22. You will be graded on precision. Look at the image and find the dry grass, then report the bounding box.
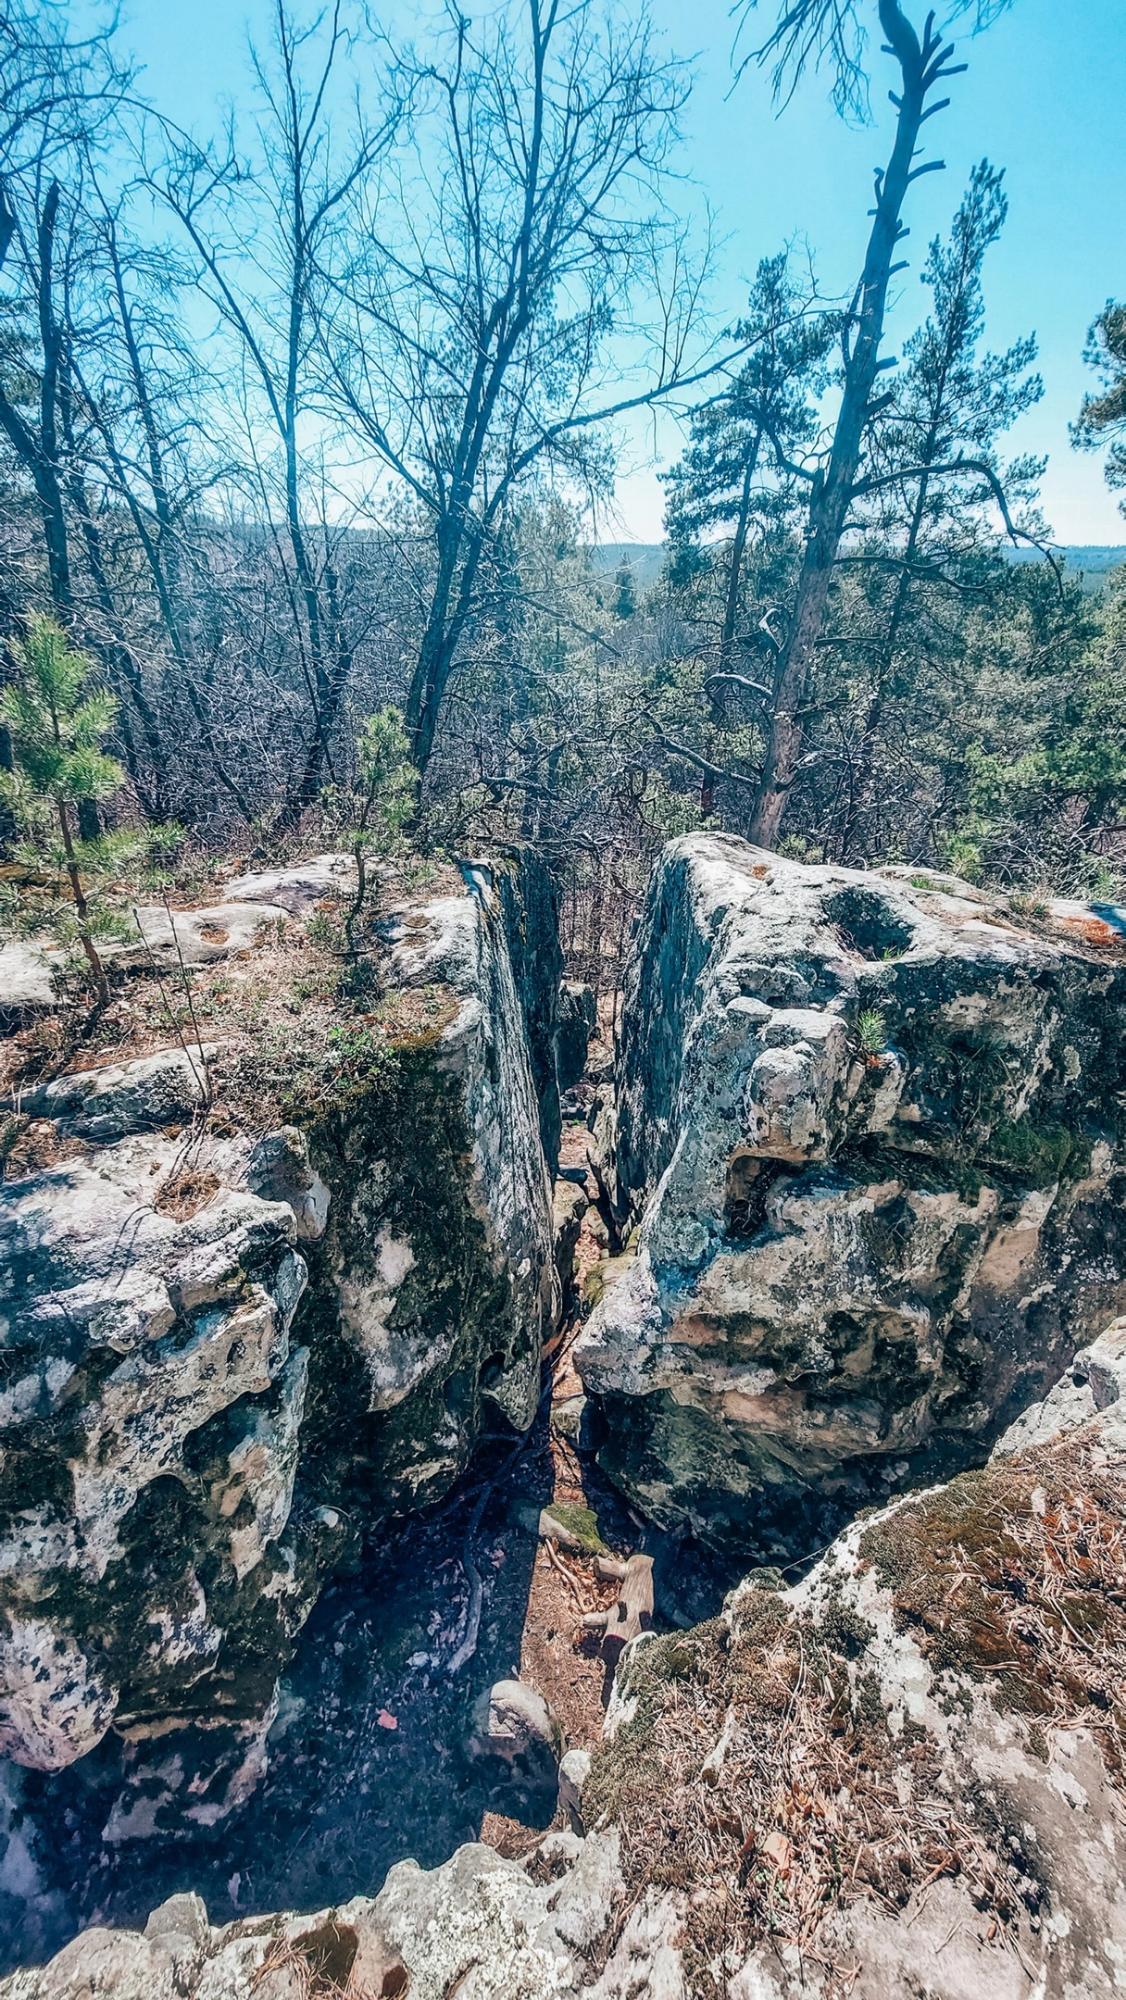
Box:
[2,876,462,1157]
[254,1918,408,1997]
[868,1432,1126,1773]
[153,1164,222,1218]
[585,1428,1126,1994]
[1,848,465,1102]
[0,1112,85,1178]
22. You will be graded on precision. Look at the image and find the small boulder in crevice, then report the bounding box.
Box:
[468,1677,562,1822]
[556,980,597,1095]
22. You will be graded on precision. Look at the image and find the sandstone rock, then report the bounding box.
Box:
[0,1928,180,1999]
[0,943,57,1015]
[558,1746,592,1830]
[125,901,293,969]
[14,1045,218,1140]
[495,857,565,1176]
[0,1089,317,1773]
[222,854,354,914]
[590,1321,1126,1999]
[556,980,597,1093]
[553,1177,589,1302]
[577,833,1126,1549]
[469,1677,563,1787]
[0,1837,624,2000]
[329,853,559,1488]
[994,1315,1126,1457]
[0,853,560,1832]
[550,1392,591,1448]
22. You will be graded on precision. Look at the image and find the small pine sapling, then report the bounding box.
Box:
[0,616,156,1011]
[855,1008,888,1058]
[337,707,417,973]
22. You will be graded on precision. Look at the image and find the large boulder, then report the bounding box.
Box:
[576,833,1126,1550]
[0,853,559,1827]
[556,980,598,1094]
[585,1315,1126,2000]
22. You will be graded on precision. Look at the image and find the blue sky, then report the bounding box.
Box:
[112,0,1126,543]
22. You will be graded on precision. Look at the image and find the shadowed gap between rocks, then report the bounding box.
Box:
[2,1325,744,1972]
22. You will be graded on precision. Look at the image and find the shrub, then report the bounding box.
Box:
[855,1007,887,1057]
[0,616,171,1010]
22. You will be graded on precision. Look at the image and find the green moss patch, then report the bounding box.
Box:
[541,1500,612,1556]
[982,1117,1080,1187]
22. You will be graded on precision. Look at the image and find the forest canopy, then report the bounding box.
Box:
[1,0,1123,986]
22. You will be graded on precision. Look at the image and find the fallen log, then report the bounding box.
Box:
[600,1553,654,1666]
[594,1554,628,1584]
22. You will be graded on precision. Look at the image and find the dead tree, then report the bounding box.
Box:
[748,2,970,846]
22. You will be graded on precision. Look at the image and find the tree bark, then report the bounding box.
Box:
[749,2,958,848]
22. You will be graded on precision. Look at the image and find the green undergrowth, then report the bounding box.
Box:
[218,981,459,1135]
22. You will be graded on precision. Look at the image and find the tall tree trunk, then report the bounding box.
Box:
[837,473,930,860]
[721,449,759,659]
[405,515,488,777]
[749,2,957,847]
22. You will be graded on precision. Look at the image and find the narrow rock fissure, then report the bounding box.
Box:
[2,1016,743,1970]
[7,839,1126,1997]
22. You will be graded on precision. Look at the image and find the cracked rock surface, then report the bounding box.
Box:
[576,833,1126,1549]
[0,853,560,1836]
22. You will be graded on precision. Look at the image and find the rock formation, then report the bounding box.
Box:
[556,980,598,1094]
[9,1320,1125,1999]
[0,854,560,1826]
[577,834,1126,1550]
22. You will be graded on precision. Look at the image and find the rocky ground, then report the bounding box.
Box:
[4,838,1126,1997]
[7,1319,1125,1998]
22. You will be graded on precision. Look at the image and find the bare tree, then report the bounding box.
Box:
[739,0,1015,846]
[150,0,400,826]
[326,0,717,779]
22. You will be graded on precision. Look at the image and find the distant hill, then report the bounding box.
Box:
[1005,545,1126,593]
[587,542,666,588]
[590,541,1126,596]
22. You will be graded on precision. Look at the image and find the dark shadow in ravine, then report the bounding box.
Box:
[4,1389,751,1973]
[6,1418,553,1969]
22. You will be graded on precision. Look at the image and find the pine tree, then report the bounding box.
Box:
[1074,302,1126,514]
[834,160,1043,858]
[612,562,638,621]
[338,707,417,966]
[0,616,146,1009]
[663,253,831,665]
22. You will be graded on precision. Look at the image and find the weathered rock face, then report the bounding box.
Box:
[577,833,1126,1549]
[0,854,559,1823]
[585,1316,1126,2000]
[12,1321,1126,1999]
[556,980,597,1094]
